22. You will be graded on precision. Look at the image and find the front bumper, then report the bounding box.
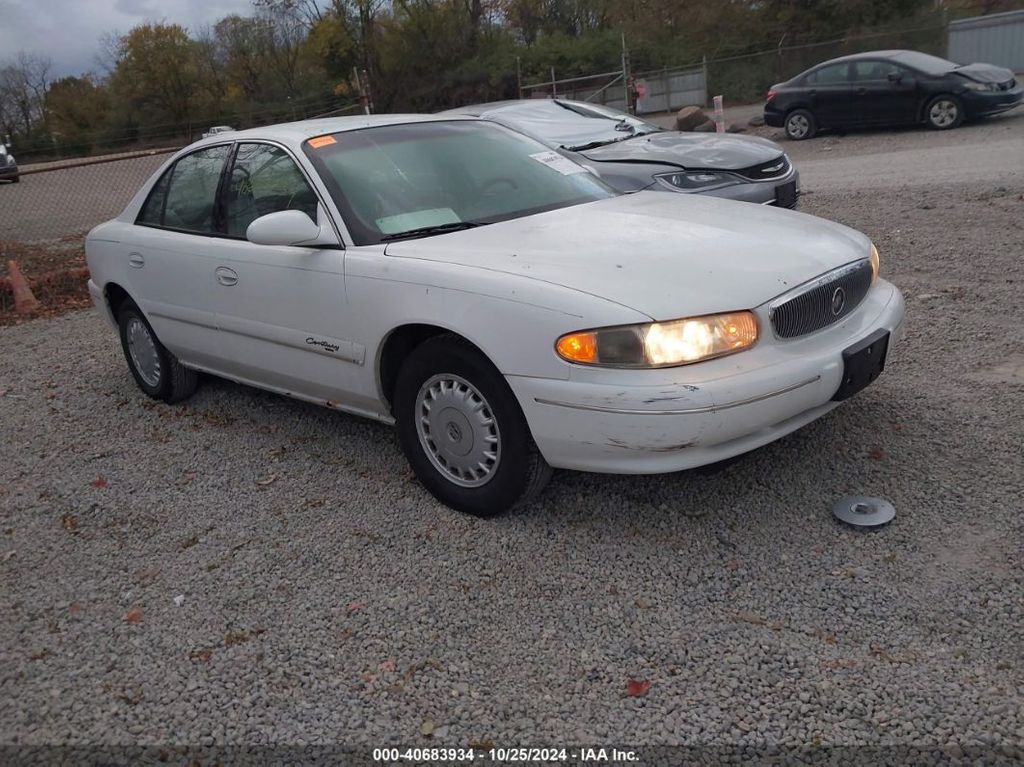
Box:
[962,86,1023,118]
[0,164,18,180]
[508,280,905,474]
[696,168,800,208]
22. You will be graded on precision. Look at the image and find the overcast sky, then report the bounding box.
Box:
[0,0,255,77]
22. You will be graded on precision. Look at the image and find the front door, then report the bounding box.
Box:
[206,142,362,405]
[850,60,918,126]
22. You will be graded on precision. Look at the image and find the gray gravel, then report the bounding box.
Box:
[1,120,1023,755]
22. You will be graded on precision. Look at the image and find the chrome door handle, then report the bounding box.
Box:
[128,252,145,268]
[215,266,238,286]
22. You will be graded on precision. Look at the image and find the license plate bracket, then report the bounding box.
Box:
[832,329,890,401]
[775,180,798,208]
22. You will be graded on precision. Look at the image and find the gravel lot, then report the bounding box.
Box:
[1,117,1023,758]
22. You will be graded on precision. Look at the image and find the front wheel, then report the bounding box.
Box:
[925,95,963,130]
[394,335,551,517]
[117,300,198,404]
[785,109,817,140]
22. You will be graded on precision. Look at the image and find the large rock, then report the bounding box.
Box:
[726,121,747,134]
[693,120,716,132]
[675,105,708,131]
[748,114,766,127]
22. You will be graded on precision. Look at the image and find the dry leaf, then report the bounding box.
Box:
[626,679,651,697]
[69,602,82,616]
[90,476,108,488]
[420,719,435,736]
[190,648,212,663]
[124,607,143,624]
[182,472,196,483]
[224,630,251,646]
[255,475,278,487]
[61,513,78,531]
[346,600,365,614]
[867,447,885,461]
[379,659,396,673]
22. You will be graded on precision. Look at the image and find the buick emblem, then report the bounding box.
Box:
[831,287,846,316]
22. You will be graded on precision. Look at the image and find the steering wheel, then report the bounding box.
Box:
[479,177,518,196]
[461,177,519,219]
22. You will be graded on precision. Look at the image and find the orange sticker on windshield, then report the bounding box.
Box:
[308,135,337,148]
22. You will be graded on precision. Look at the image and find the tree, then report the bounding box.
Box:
[109,24,202,135]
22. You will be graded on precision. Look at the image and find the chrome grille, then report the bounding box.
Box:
[770,260,873,339]
[733,155,791,181]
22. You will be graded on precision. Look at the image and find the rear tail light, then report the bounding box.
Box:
[766,89,777,103]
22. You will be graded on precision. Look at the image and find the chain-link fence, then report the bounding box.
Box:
[0,101,366,321]
[702,20,948,105]
[0,149,179,319]
[0,13,959,321]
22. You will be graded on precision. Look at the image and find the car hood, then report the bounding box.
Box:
[579,131,784,171]
[953,63,1015,84]
[384,192,871,321]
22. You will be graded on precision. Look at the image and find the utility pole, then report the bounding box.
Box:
[362,68,375,114]
[551,66,557,98]
[516,56,522,99]
[621,32,630,113]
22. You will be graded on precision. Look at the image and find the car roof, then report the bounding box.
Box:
[810,49,932,68]
[189,113,474,149]
[442,100,532,115]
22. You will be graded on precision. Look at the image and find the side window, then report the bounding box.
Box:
[224,143,319,238]
[806,63,849,85]
[852,60,899,82]
[161,145,231,234]
[137,169,171,226]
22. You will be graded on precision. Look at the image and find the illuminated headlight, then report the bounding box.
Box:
[655,170,739,192]
[869,243,880,282]
[964,81,998,92]
[555,311,758,368]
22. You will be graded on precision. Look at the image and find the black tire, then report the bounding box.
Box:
[784,109,817,141]
[924,94,963,130]
[394,334,552,517]
[117,299,198,404]
[11,175,19,183]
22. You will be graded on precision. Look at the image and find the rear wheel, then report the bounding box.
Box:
[117,300,198,403]
[394,335,551,517]
[925,95,963,130]
[785,109,817,140]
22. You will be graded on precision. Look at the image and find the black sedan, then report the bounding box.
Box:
[765,49,1022,140]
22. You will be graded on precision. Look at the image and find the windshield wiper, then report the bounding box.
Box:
[380,221,489,242]
[565,135,636,151]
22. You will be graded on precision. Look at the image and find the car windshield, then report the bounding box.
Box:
[304,120,615,246]
[892,51,959,74]
[481,100,658,151]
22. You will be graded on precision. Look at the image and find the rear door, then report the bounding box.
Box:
[204,141,361,405]
[850,60,918,125]
[803,62,854,127]
[129,144,231,369]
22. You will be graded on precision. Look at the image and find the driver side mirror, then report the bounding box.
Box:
[246,206,340,248]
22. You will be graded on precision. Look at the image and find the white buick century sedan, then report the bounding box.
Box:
[86,115,905,516]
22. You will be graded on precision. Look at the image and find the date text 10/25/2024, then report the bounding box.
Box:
[373,747,639,762]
